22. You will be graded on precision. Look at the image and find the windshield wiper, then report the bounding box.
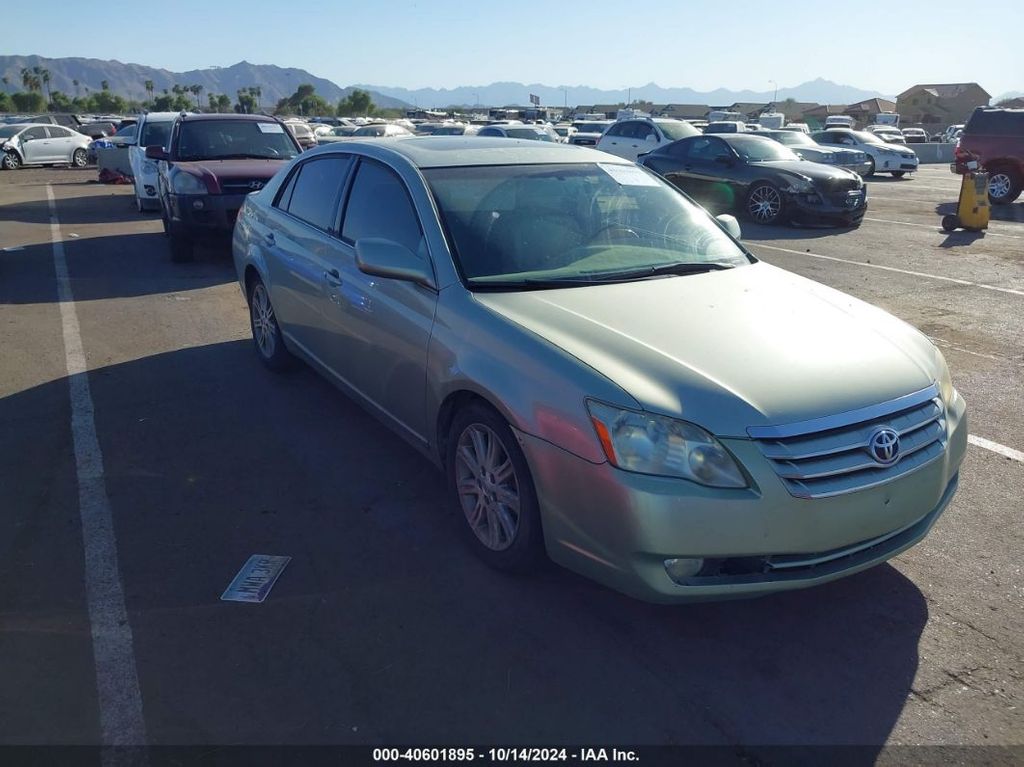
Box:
[584,262,735,281]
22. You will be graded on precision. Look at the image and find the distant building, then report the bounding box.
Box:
[995,97,1024,109]
[729,102,770,121]
[896,83,991,127]
[652,104,710,120]
[845,97,897,124]
[801,104,850,129]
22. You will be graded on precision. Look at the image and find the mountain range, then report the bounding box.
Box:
[355,78,895,109]
[0,55,409,109]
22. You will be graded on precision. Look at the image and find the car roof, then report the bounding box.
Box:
[311,136,632,168]
[141,112,184,121]
[179,113,279,123]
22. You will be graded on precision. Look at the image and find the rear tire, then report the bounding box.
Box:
[446,403,544,573]
[72,149,88,168]
[987,169,1023,205]
[247,278,294,371]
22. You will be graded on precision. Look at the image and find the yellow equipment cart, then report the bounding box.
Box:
[942,167,990,232]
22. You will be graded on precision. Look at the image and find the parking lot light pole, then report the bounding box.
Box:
[769,80,778,106]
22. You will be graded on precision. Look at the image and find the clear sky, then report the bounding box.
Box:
[6,0,1022,97]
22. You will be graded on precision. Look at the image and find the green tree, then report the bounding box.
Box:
[190,84,203,108]
[216,94,232,113]
[20,68,40,92]
[253,86,262,111]
[40,68,51,105]
[72,79,80,97]
[0,92,10,112]
[236,87,258,114]
[144,79,155,100]
[49,91,73,112]
[12,91,47,112]
[101,79,110,91]
[337,88,375,117]
[1,76,8,92]
[92,90,127,113]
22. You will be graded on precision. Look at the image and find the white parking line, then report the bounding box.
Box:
[748,242,1024,297]
[862,216,1023,239]
[968,435,1024,463]
[47,185,149,754]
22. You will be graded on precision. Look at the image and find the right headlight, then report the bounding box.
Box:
[170,171,207,195]
[934,348,955,407]
[586,400,747,488]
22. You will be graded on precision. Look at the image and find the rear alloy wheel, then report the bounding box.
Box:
[2,151,21,170]
[746,182,784,224]
[447,404,543,572]
[248,279,293,371]
[72,149,88,168]
[988,170,1023,205]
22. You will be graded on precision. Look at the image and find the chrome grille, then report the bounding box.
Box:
[748,385,946,499]
[221,179,269,194]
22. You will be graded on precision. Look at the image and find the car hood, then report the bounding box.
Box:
[173,159,291,193]
[753,159,858,183]
[472,262,937,437]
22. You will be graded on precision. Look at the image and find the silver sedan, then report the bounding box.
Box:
[232,138,966,603]
[1,122,92,170]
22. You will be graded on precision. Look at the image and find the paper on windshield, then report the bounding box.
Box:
[256,123,285,134]
[599,163,660,187]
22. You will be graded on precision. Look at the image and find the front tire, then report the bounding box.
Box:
[745,182,785,225]
[447,404,544,572]
[865,157,875,177]
[72,149,88,168]
[988,169,1023,205]
[2,151,21,170]
[247,279,294,371]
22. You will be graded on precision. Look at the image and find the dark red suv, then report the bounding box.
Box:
[953,107,1024,205]
[147,114,301,262]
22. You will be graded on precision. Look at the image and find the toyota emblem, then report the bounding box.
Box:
[868,428,900,465]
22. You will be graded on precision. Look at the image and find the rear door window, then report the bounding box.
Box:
[279,156,354,233]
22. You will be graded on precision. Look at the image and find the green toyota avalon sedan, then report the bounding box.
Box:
[232,137,967,603]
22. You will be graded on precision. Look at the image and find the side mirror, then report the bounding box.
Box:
[716,214,742,240]
[355,238,435,289]
[145,145,169,160]
[645,134,658,143]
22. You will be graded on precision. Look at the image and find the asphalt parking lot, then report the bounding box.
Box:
[0,164,1021,760]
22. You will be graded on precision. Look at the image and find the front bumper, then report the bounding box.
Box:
[874,154,919,172]
[168,193,247,235]
[839,160,874,177]
[518,391,966,603]
[786,187,868,225]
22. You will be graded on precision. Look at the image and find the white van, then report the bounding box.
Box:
[824,115,855,129]
[759,112,785,129]
[129,112,182,212]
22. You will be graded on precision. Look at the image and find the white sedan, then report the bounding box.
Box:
[0,123,91,169]
[812,128,919,178]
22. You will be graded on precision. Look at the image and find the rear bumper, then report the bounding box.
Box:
[168,193,246,236]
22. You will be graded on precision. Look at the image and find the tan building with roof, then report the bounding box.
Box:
[896,83,991,127]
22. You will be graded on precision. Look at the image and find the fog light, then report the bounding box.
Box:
[192,199,205,210]
[664,557,704,584]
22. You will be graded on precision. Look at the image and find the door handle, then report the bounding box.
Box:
[263,232,275,246]
[324,268,342,287]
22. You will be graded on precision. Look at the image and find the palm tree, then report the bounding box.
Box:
[144,79,155,100]
[20,67,33,90]
[40,68,51,105]
[72,78,80,97]
[100,79,110,91]
[1,76,8,93]
[253,85,262,111]
[190,84,203,109]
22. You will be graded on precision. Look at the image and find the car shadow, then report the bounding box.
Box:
[0,232,235,304]
[935,201,1024,225]
[0,192,152,226]
[0,339,930,749]
[742,220,860,242]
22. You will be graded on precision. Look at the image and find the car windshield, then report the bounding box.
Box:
[657,121,699,140]
[850,130,885,145]
[116,124,137,137]
[768,131,812,147]
[139,121,171,148]
[505,128,553,141]
[730,138,800,162]
[0,125,23,138]
[424,163,751,289]
[176,120,299,160]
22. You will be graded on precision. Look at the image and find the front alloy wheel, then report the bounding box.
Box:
[746,183,784,224]
[2,151,21,170]
[447,404,543,571]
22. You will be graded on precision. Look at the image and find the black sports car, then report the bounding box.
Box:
[638,134,867,227]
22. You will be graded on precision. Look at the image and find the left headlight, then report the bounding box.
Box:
[935,348,955,406]
[587,400,748,488]
[170,171,207,195]
[784,176,815,194]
